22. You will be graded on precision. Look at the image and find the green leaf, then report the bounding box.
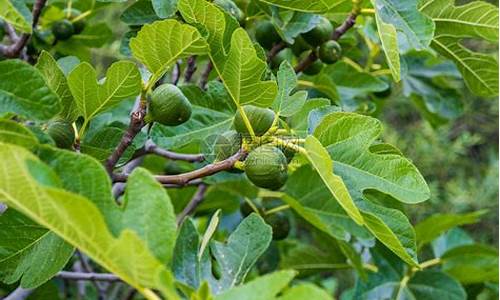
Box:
[270,10,321,44]
[431,228,474,257]
[374,0,434,52]
[373,10,401,81]
[69,23,113,47]
[38,147,177,264]
[120,0,160,25]
[152,82,235,151]
[173,214,272,293]
[304,135,365,225]
[0,0,31,33]
[67,61,142,127]
[404,270,466,300]
[415,211,485,249]
[277,283,332,300]
[0,119,38,149]
[402,52,464,126]
[0,60,61,120]
[283,165,369,241]
[210,213,272,293]
[130,19,208,88]
[0,143,178,299]
[273,61,307,117]
[419,0,499,97]
[35,51,78,122]
[178,0,278,107]
[215,270,297,300]
[279,238,349,273]
[0,209,74,288]
[81,126,136,163]
[441,244,499,284]
[288,98,330,133]
[122,168,177,263]
[258,0,348,13]
[314,112,429,265]
[152,0,178,18]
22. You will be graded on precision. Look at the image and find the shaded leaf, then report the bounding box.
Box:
[0,0,31,33]
[258,0,349,13]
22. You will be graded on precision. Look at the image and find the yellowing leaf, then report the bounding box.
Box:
[0,143,178,300]
[0,0,31,33]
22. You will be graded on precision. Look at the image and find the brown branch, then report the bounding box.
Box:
[57,271,121,282]
[105,95,146,174]
[293,13,358,74]
[113,150,245,185]
[0,0,47,58]
[267,42,287,61]
[199,61,213,89]
[294,51,317,73]
[132,139,205,162]
[176,183,208,225]
[3,287,34,300]
[184,56,197,83]
[4,23,19,42]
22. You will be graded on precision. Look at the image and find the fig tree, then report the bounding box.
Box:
[264,212,290,240]
[52,20,75,41]
[47,120,75,149]
[213,130,241,161]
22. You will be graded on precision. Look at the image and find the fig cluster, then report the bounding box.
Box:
[255,17,343,75]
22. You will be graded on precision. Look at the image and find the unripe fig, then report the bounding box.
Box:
[233,105,275,136]
[244,145,288,190]
[318,40,342,64]
[146,84,192,126]
[301,17,333,47]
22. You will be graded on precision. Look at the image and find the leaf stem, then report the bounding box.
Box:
[271,136,307,155]
[237,105,257,139]
[417,257,441,270]
[265,204,290,215]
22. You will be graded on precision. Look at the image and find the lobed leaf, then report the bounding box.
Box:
[0,60,61,120]
[0,143,177,299]
[130,19,208,88]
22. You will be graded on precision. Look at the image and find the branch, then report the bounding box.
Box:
[176,183,208,225]
[293,12,358,74]
[199,61,213,89]
[184,56,197,83]
[0,0,47,58]
[113,150,245,185]
[3,287,34,300]
[57,271,121,282]
[132,140,205,162]
[267,42,287,61]
[105,95,146,174]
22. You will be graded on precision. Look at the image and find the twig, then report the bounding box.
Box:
[113,150,245,185]
[105,95,146,174]
[163,179,203,188]
[267,42,286,61]
[332,13,357,40]
[177,184,208,225]
[57,271,121,282]
[294,51,317,73]
[4,23,19,42]
[3,287,34,300]
[0,0,47,58]
[75,251,107,300]
[184,56,197,83]
[199,61,213,89]
[131,139,205,162]
[293,12,358,74]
